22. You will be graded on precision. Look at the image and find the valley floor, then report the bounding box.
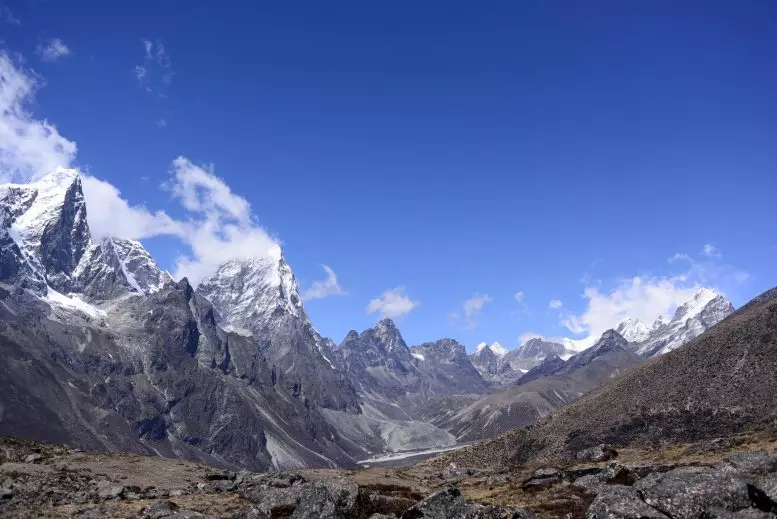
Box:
[2,431,777,518]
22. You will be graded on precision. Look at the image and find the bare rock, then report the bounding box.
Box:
[141,501,180,518]
[400,487,535,518]
[24,453,42,464]
[576,445,618,463]
[572,464,638,495]
[586,485,668,518]
[635,467,751,518]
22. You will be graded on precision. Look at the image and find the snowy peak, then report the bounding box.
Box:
[474,341,507,357]
[633,288,734,357]
[671,288,720,322]
[651,314,669,331]
[100,238,172,294]
[196,247,305,335]
[1,168,90,292]
[615,318,651,342]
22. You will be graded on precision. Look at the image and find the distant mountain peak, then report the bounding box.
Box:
[615,317,651,342]
[475,341,508,357]
[633,288,734,357]
[196,249,304,334]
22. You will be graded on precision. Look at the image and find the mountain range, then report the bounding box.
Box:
[0,169,738,471]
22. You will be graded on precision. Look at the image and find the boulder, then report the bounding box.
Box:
[572,464,638,495]
[635,467,751,518]
[141,501,179,518]
[24,453,42,464]
[586,485,667,518]
[576,445,618,463]
[522,467,563,490]
[400,487,535,518]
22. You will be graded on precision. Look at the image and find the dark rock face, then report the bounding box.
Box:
[335,324,487,421]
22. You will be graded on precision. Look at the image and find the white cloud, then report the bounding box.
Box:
[166,157,279,285]
[701,243,721,258]
[0,52,77,182]
[450,293,492,329]
[366,287,419,319]
[80,175,182,240]
[561,276,700,349]
[303,265,346,301]
[514,291,524,303]
[134,39,173,96]
[549,299,563,309]
[560,249,749,350]
[37,39,71,62]
[154,118,167,128]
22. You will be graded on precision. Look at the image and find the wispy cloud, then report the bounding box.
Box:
[514,291,525,303]
[303,265,346,301]
[450,293,492,330]
[134,39,173,97]
[154,118,167,128]
[548,299,563,309]
[0,5,20,25]
[37,39,71,62]
[701,243,721,258]
[366,287,419,319]
[668,252,692,264]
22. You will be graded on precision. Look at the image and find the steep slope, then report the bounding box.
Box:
[196,253,359,413]
[444,286,777,469]
[469,342,509,382]
[0,276,377,471]
[433,331,640,441]
[633,288,735,357]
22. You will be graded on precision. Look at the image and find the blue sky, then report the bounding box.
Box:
[1,0,775,350]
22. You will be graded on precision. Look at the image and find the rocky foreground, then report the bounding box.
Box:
[2,432,777,518]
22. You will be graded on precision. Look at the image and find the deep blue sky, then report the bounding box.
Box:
[2,0,776,349]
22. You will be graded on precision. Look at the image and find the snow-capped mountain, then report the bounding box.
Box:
[196,249,303,336]
[475,341,508,357]
[632,288,734,357]
[0,169,171,302]
[615,317,651,342]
